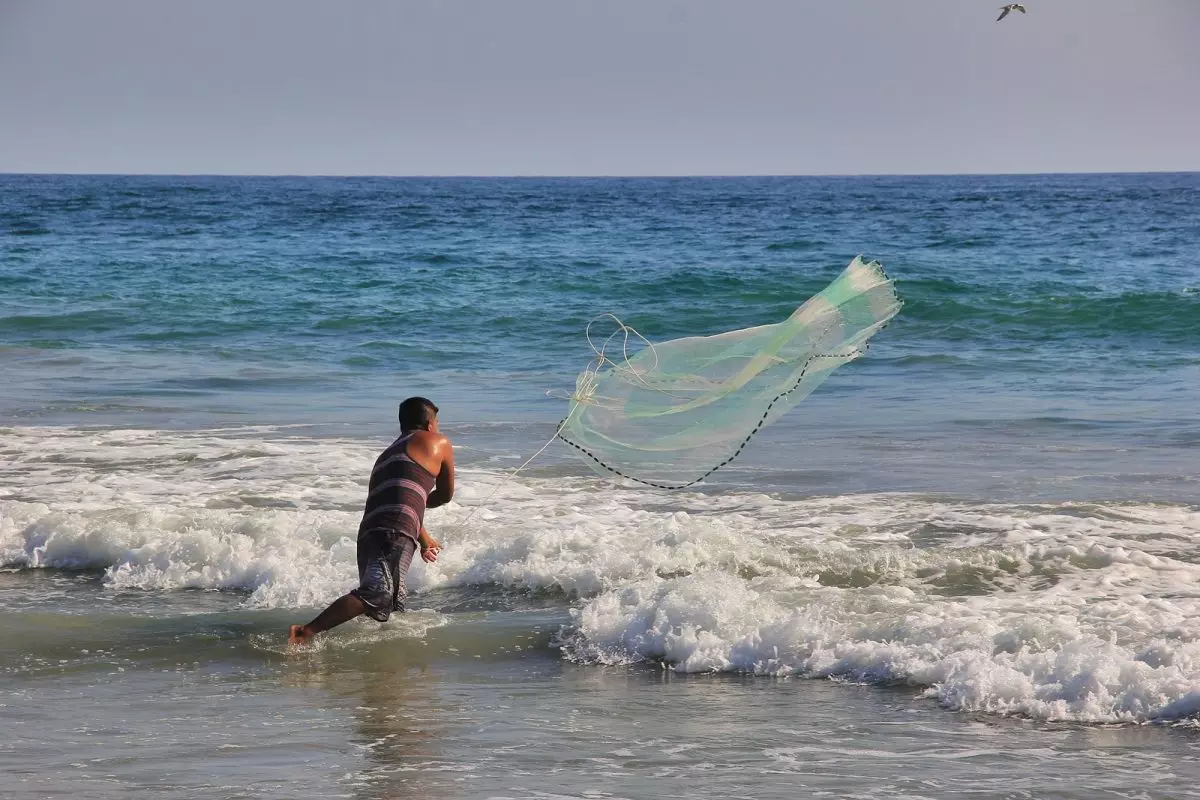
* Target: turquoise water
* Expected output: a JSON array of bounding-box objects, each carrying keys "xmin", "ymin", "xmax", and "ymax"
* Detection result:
[
  {"xmin": 2, "ymin": 173, "xmax": 1200, "ymax": 798},
  {"xmin": 3, "ymin": 173, "xmax": 1197, "ymax": 496}
]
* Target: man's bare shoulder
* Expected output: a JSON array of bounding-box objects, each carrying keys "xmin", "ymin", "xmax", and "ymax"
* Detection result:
[{"xmin": 408, "ymin": 430, "xmax": 452, "ymax": 449}]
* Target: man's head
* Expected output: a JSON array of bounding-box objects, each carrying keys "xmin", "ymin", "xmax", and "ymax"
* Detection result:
[{"xmin": 398, "ymin": 397, "xmax": 439, "ymax": 433}]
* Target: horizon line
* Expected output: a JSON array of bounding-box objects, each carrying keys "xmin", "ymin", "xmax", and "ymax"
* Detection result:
[{"xmin": 2, "ymin": 168, "xmax": 1198, "ymax": 180}]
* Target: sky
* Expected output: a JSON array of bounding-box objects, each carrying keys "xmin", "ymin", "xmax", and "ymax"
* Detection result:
[{"xmin": 0, "ymin": 0, "xmax": 1197, "ymax": 176}]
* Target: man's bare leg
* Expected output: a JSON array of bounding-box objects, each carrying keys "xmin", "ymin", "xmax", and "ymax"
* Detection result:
[{"xmin": 288, "ymin": 594, "xmax": 367, "ymax": 645}]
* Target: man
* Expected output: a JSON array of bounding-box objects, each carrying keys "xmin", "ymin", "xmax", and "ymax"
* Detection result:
[{"xmin": 288, "ymin": 397, "xmax": 455, "ymax": 645}]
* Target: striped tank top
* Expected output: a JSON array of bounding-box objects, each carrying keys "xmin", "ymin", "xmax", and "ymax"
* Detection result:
[{"xmin": 358, "ymin": 433, "xmax": 439, "ymax": 541}]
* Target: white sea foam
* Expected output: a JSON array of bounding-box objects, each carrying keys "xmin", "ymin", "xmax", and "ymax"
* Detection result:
[{"xmin": 2, "ymin": 425, "xmax": 1200, "ymax": 723}]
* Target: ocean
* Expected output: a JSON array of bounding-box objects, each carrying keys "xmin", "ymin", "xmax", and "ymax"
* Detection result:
[{"xmin": 1, "ymin": 172, "xmax": 1198, "ymax": 798}]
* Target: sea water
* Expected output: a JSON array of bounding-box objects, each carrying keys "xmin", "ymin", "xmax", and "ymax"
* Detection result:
[{"xmin": 1, "ymin": 173, "xmax": 1199, "ymax": 798}]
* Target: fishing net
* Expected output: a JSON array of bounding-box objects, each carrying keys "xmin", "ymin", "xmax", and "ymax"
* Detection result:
[{"xmin": 557, "ymin": 257, "xmax": 902, "ymax": 488}]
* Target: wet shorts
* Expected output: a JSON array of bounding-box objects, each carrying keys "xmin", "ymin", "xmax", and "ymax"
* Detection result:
[{"xmin": 350, "ymin": 528, "xmax": 418, "ymax": 622}]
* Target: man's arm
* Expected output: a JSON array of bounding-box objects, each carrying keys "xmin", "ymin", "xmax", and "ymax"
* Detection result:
[{"xmin": 426, "ymin": 436, "xmax": 455, "ymax": 508}]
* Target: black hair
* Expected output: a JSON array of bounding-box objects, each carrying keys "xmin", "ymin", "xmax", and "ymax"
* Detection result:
[{"xmin": 398, "ymin": 397, "xmax": 439, "ymax": 432}]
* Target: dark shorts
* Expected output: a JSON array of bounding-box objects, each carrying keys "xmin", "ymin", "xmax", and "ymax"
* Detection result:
[{"xmin": 350, "ymin": 528, "xmax": 418, "ymax": 622}]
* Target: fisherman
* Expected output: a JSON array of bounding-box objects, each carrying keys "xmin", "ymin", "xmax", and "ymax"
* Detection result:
[{"xmin": 288, "ymin": 397, "xmax": 454, "ymax": 644}]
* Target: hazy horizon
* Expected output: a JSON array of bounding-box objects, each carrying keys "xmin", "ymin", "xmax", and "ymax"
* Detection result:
[
  {"xmin": 4, "ymin": 169, "xmax": 1199, "ymax": 179},
  {"xmin": 2, "ymin": 0, "xmax": 1197, "ymax": 176}
]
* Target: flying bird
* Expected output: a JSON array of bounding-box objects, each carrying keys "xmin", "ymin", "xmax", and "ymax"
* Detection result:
[{"xmin": 997, "ymin": 4, "xmax": 1026, "ymax": 21}]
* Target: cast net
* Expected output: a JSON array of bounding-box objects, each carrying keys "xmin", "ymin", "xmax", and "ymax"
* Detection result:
[{"xmin": 557, "ymin": 257, "xmax": 902, "ymax": 488}]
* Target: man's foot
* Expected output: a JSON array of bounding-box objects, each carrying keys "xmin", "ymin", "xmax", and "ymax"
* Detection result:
[{"xmin": 288, "ymin": 624, "xmax": 314, "ymax": 646}]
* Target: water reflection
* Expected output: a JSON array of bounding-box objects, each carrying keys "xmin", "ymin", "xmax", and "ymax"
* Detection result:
[{"xmin": 284, "ymin": 636, "xmax": 461, "ymax": 800}]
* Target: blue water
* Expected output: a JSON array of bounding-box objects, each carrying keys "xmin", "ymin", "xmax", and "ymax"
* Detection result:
[
  {"xmin": 3, "ymin": 173, "xmax": 1200, "ymax": 799},
  {"xmin": 2, "ymin": 172, "xmax": 1197, "ymax": 499}
]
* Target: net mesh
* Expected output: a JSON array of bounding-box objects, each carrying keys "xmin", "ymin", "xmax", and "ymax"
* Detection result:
[{"xmin": 558, "ymin": 257, "xmax": 902, "ymax": 488}]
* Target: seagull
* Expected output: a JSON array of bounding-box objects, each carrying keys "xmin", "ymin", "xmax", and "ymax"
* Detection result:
[{"xmin": 997, "ymin": 4, "xmax": 1026, "ymax": 21}]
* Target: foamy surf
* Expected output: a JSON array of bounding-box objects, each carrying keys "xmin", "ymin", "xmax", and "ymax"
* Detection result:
[{"xmin": 2, "ymin": 425, "xmax": 1199, "ymax": 724}]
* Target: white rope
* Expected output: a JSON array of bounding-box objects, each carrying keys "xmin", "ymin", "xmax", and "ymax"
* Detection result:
[{"xmin": 442, "ymin": 313, "xmax": 651, "ymax": 537}]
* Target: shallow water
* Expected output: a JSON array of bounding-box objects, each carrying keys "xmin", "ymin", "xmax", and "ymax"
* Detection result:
[
  {"xmin": 2, "ymin": 173, "xmax": 1199, "ymax": 797},
  {"xmin": 7, "ymin": 609, "xmax": 1200, "ymax": 799}
]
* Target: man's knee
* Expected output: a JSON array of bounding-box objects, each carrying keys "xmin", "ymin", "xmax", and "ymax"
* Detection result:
[{"xmin": 352, "ymin": 556, "xmax": 395, "ymax": 620}]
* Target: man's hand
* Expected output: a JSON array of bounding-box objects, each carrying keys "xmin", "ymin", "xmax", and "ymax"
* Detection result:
[{"xmin": 419, "ymin": 527, "xmax": 442, "ymax": 563}]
